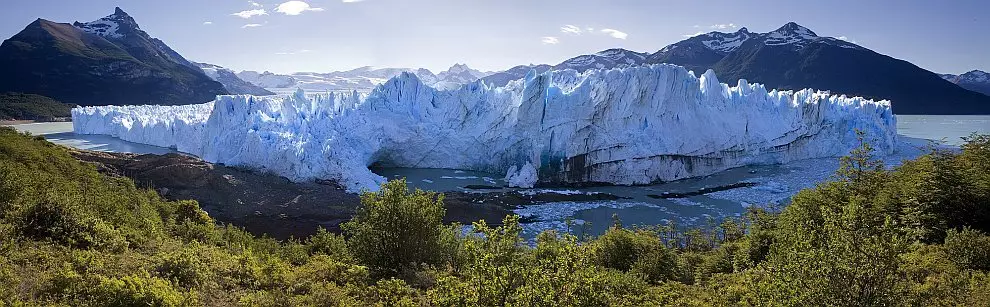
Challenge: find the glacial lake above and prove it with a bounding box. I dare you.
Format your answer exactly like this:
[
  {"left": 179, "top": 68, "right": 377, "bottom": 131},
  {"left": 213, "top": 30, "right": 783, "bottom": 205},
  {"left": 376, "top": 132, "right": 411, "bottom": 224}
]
[{"left": 7, "top": 115, "right": 989, "bottom": 237}]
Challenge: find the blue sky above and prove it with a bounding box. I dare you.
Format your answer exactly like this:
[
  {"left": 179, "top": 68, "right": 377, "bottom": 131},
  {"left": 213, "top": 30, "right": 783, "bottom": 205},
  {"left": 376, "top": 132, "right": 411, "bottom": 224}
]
[{"left": 2, "top": 0, "right": 988, "bottom": 74}]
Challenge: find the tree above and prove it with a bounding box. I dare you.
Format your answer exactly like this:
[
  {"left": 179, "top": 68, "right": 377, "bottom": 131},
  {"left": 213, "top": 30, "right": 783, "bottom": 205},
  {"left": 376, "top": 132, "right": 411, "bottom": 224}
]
[{"left": 342, "top": 179, "right": 458, "bottom": 278}]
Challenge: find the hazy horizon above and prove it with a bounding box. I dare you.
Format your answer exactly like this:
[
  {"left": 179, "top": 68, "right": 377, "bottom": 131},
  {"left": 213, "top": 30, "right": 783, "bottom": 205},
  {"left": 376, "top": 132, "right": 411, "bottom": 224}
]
[{"left": 2, "top": 0, "right": 988, "bottom": 75}]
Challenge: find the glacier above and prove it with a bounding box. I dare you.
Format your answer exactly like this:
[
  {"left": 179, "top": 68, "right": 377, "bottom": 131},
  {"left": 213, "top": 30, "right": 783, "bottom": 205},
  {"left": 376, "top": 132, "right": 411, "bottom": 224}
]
[{"left": 72, "top": 64, "right": 897, "bottom": 192}]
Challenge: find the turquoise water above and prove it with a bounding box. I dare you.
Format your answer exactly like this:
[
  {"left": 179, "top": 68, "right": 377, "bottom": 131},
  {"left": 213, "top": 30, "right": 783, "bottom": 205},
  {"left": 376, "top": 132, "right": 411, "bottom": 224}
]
[{"left": 896, "top": 115, "right": 989, "bottom": 146}]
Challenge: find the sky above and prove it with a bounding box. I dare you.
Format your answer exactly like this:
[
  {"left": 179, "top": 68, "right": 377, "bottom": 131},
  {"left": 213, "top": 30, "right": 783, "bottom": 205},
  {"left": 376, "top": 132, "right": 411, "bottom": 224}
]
[{"left": 1, "top": 0, "right": 988, "bottom": 74}]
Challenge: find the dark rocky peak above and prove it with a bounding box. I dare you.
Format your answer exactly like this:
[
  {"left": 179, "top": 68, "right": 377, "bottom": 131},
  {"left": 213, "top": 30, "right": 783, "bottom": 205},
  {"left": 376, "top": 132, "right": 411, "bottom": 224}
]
[{"left": 72, "top": 7, "right": 142, "bottom": 39}]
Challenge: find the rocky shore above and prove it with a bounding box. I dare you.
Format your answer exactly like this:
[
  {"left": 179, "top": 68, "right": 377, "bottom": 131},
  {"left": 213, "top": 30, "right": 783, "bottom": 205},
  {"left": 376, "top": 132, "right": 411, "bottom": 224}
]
[{"left": 69, "top": 149, "right": 624, "bottom": 239}]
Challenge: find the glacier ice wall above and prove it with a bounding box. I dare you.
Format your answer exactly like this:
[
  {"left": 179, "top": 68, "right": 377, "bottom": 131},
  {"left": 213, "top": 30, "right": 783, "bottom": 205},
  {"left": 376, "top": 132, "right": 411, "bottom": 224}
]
[{"left": 73, "top": 64, "right": 897, "bottom": 192}]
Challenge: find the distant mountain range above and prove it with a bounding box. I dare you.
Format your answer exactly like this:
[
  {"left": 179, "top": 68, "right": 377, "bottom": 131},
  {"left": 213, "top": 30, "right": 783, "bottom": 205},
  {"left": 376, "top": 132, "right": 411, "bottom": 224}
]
[
  {"left": 482, "top": 22, "right": 990, "bottom": 115},
  {"left": 940, "top": 70, "right": 990, "bottom": 96},
  {"left": 0, "top": 8, "right": 227, "bottom": 106},
  {"left": 0, "top": 9, "right": 986, "bottom": 115},
  {"left": 194, "top": 63, "right": 273, "bottom": 96},
  {"left": 236, "top": 64, "right": 493, "bottom": 93}
]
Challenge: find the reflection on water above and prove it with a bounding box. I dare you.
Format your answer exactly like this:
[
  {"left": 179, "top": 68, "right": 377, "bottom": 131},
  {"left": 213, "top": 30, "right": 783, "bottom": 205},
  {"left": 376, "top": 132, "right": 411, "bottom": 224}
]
[
  {"left": 8, "top": 122, "right": 176, "bottom": 155},
  {"left": 42, "top": 132, "right": 177, "bottom": 155}
]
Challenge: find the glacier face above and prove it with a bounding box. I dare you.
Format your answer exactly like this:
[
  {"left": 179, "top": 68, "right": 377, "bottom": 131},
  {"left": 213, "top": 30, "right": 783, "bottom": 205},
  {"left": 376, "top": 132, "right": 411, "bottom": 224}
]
[{"left": 73, "top": 64, "right": 897, "bottom": 192}]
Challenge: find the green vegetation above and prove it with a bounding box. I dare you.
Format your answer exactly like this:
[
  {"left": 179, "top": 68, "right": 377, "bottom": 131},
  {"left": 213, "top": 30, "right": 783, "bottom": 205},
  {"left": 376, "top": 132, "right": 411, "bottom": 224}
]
[
  {"left": 0, "top": 92, "right": 74, "bottom": 120},
  {"left": 1, "top": 126, "right": 988, "bottom": 306}
]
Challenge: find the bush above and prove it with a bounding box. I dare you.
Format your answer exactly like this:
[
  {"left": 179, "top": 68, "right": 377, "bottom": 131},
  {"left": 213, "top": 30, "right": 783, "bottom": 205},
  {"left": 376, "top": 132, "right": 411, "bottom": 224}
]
[
  {"left": 155, "top": 246, "right": 208, "bottom": 287},
  {"left": 588, "top": 226, "right": 683, "bottom": 284},
  {"left": 944, "top": 227, "right": 990, "bottom": 271},
  {"left": 93, "top": 274, "right": 195, "bottom": 307},
  {"left": 307, "top": 227, "right": 352, "bottom": 263},
  {"left": 342, "top": 179, "right": 457, "bottom": 278}
]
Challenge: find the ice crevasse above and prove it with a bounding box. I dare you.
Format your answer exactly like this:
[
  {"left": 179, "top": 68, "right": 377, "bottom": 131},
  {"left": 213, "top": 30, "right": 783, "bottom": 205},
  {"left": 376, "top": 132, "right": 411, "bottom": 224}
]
[{"left": 73, "top": 64, "right": 897, "bottom": 192}]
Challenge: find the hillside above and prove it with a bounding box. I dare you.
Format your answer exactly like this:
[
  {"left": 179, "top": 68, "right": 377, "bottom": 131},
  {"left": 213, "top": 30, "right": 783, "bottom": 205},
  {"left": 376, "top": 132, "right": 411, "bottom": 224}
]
[
  {"left": 0, "top": 8, "right": 226, "bottom": 106},
  {"left": 1, "top": 125, "right": 989, "bottom": 305},
  {"left": 0, "top": 93, "right": 73, "bottom": 120}
]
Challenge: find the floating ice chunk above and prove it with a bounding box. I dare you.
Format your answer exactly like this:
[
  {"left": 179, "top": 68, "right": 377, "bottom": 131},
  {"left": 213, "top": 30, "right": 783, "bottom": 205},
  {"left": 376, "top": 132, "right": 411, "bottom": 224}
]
[{"left": 506, "top": 162, "right": 538, "bottom": 188}]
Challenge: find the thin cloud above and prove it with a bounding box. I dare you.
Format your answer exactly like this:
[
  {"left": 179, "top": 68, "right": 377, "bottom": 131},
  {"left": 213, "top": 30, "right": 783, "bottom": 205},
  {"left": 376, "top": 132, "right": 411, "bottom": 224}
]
[
  {"left": 600, "top": 29, "right": 628, "bottom": 39},
  {"left": 249, "top": 1, "right": 263, "bottom": 7},
  {"left": 682, "top": 31, "right": 704, "bottom": 38},
  {"left": 276, "top": 1, "right": 325, "bottom": 15},
  {"left": 560, "top": 25, "right": 582, "bottom": 35},
  {"left": 203, "top": 21, "right": 213, "bottom": 25},
  {"left": 541, "top": 37, "right": 560, "bottom": 45},
  {"left": 242, "top": 23, "right": 264, "bottom": 28},
  {"left": 232, "top": 9, "right": 267, "bottom": 18},
  {"left": 710, "top": 23, "right": 737, "bottom": 30},
  {"left": 276, "top": 49, "right": 315, "bottom": 55}
]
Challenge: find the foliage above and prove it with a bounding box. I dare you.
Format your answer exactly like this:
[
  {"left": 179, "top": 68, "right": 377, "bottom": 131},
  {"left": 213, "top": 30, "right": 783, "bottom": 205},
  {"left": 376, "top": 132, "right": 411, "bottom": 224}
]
[
  {"left": 1, "top": 126, "right": 989, "bottom": 305},
  {"left": 341, "top": 178, "right": 459, "bottom": 278},
  {"left": 0, "top": 92, "right": 74, "bottom": 120}
]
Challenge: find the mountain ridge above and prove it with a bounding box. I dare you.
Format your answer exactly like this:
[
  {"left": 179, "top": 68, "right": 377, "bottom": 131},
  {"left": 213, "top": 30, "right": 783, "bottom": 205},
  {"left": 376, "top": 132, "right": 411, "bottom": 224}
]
[
  {"left": 0, "top": 7, "right": 227, "bottom": 106},
  {"left": 940, "top": 70, "right": 990, "bottom": 96},
  {"left": 479, "top": 22, "right": 989, "bottom": 114}
]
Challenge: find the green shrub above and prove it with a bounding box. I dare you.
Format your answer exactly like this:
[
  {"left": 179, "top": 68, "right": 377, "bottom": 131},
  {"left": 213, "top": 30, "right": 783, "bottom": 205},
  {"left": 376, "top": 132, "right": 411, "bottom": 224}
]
[
  {"left": 342, "top": 179, "right": 458, "bottom": 278},
  {"left": 307, "top": 227, "right": 352, "bottom": 263},
  {"left": 944, "top": 227, "right": 990, "bottom": 271},
  {"left": 93, "top": 274, "right": 194, "bottom": 307},
  {"left": 155, "top": 246, "right": 208, "bottom": 288}
]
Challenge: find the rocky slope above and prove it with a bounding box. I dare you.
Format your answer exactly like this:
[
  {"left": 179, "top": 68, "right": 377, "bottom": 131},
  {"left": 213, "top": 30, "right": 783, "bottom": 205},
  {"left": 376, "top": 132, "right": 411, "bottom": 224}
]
[
  {"left": 69, "top": 149, "right": 515, "bottom": 239},
  {"left": 940, "top": 70, "right": 990, "bottom": 96},
  {"left": 0, "top": 7, "right": 226, "bottom": 106}
]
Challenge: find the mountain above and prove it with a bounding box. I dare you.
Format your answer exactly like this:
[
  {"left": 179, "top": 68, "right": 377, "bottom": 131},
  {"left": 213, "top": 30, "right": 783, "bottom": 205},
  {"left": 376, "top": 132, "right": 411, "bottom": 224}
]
[
  {"left": 0, "top": 7, "right": 227, "bottom": 106},
  {"left": 0, "top": 93, "right": 74, "bottom": 120},
  {"left": 647, "top": 22, "right": 989, "bottom": 114},
  {"left": 236, "top": 67, "right": 421, "bottom": 92},
  {"left": 481, "top": 64, "right": 552, "bottom": 87},
  {"left": 236, "top": 71, "right": 297, "bottom": 89},
  {"left": 940, "top": 70, "right": 990, "bottom": 96},
  {"left": 236, "top": 65, "right": 490, "bottom": 92},
  {"left": 195, "top": 63, "right": 273, "bottom": 96},
  {"left": 481, "top": 22, "right": 989, "bottom": 114},
  {"left": 436, "top": 64, "right": 490, "bottom": 84},
  {"left": 480, "top": 49, "right": 645, "bottom": 87}
]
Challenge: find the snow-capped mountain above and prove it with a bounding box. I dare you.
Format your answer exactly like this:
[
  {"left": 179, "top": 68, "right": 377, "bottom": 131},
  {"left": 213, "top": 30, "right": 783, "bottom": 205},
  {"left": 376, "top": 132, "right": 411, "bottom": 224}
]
[
  {"left": 481, "top": 22, "right": 988, "bottom": 114},
  {"left": 236, "top": 71, "right": 297, "bottom": 89},
  {"left": 73, "top": 8, "right": 129, "bottom": 38},
  {"left": 237, "top": 67, "right": 422, "bottom": 92},
  {"left": 480, "top": 64, "right": 552, "bottom": 88},
  {"left": 558, "top": 49, "right": 648, "bottom": 71},
  {"left": 645, "top": 22, "right": 863, "bottom": 73},
  {"left": 940, "top": 70, "right": 990, "bottom": 96},
  {"left": 0, "top": 7, "right": 226, "bottom": 106},
  {"left": 195, "top": 63, "right": 273, "bottom": 96},
  {"left": 480, "top": 49, "right": 646, "bottom": 87},
  {"left": 236, "top": 64, "right": 490, "bottom": 92},
  {"left": 436, "top": 64, "right": 490, "bottom": 84}
]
